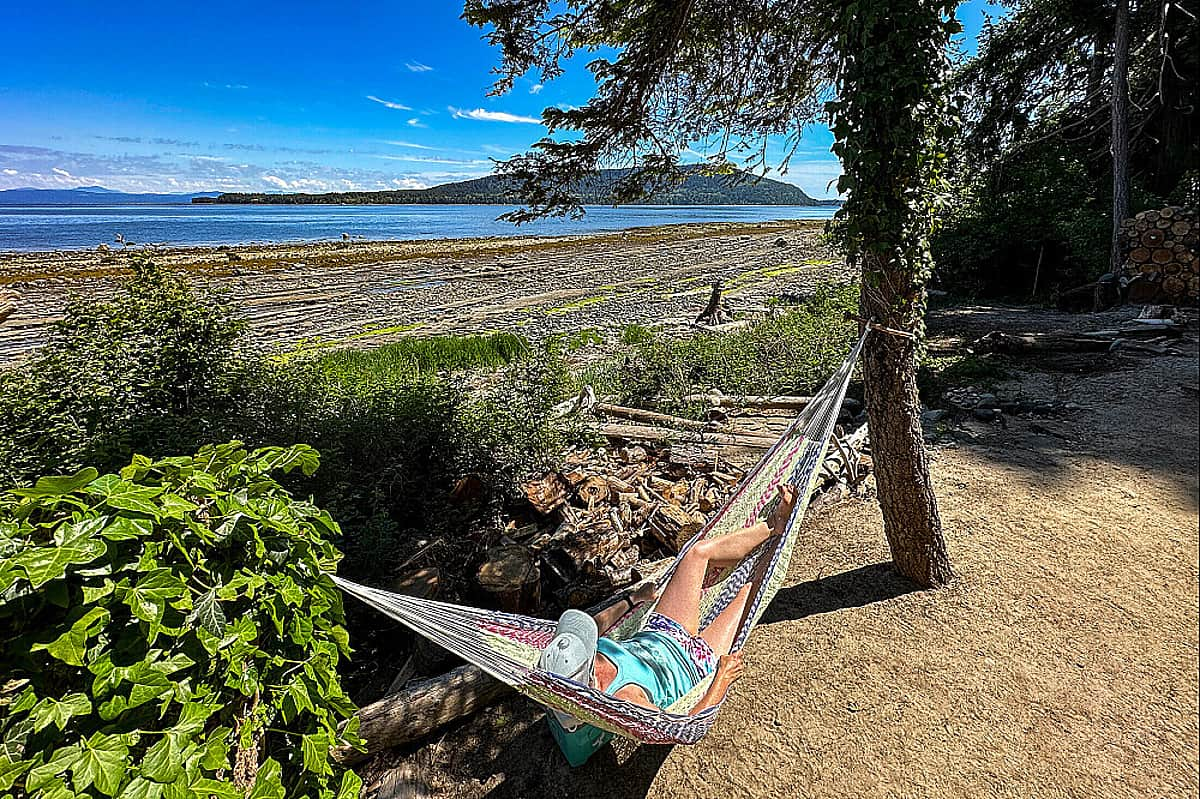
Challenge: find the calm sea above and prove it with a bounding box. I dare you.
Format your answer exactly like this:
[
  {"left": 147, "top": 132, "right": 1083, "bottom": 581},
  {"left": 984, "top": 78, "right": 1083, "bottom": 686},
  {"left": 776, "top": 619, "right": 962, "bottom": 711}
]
[{"left": 0, "top": 203, "right": 838, "bottom": 252}]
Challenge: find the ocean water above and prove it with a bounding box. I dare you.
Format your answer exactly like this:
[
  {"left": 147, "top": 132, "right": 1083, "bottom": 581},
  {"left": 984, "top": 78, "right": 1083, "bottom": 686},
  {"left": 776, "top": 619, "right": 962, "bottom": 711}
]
[{"left": 0, "top": 203, "right": 838, "bottom": 252}]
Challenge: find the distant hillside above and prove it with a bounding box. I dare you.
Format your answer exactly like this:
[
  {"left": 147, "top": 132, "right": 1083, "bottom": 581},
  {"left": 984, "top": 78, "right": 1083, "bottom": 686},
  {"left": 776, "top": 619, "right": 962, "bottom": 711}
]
[
  {"left": 196, "top": 169, "right": 837, "bottom": 206},
  {"left": 0, "top": 186, "right": 221, "bottom": 205}
]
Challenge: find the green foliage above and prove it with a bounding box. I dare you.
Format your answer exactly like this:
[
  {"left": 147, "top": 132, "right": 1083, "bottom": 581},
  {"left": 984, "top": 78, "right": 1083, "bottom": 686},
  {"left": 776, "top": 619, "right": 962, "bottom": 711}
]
[
  {"left": 0, "top": 259, "right": 245, "bottom": 485},
  {"left": 313, "top": 332, "right": 528, "bottom": 378},
  {"left": 584, "top": 285, "right": 859, "bottom": 413},
  {"left": 236, "top": 346, "right": 571, "bottom": 579},
  {"left": 826, "top": 0, "right": 960, "bottom": 332},
  {"left": 0, "top": 443, "right": 362, "bottom": 799}
]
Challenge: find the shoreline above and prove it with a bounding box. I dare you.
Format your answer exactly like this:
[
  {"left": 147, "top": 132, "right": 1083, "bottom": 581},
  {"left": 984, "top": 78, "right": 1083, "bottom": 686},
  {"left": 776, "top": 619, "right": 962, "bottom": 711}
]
[{"left": 0, "top": 219, "right": 852, "bottom": 363}]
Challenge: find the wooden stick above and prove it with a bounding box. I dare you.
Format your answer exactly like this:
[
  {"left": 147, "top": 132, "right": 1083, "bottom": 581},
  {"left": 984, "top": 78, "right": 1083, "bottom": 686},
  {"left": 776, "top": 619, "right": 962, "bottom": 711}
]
[
  {"left": 682, "top": 393, "right": 813, "bottom": 409},
  {"left": 590, "top": 421, "right": 777, "bottom": 448},
  {"left": 593, "top": 402, "right": 709, "bottom": 430}
]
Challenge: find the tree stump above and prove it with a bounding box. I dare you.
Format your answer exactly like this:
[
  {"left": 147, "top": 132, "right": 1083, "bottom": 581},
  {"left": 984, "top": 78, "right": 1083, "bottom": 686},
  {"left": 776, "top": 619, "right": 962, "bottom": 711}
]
[{"left": 476, "top": 545, "right": 541, "bottom": 613}]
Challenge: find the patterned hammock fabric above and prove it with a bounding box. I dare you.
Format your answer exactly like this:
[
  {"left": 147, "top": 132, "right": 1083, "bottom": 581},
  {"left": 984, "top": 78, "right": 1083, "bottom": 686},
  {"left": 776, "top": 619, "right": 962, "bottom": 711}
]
[{"left": 333, "top": 329, "right": 868, "bottom": 745}]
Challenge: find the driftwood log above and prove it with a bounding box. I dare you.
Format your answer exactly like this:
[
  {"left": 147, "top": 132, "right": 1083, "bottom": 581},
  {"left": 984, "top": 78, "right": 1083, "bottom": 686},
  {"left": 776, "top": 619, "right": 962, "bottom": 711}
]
[
  {"left": 591, "top": 421, "right": 777, "bottom": 448},
  {"left": 683, "top": 393, "right": 813, "bottom": 410},
  {"left": 593, "top": 401, "right": 710, "bottom": 430}
]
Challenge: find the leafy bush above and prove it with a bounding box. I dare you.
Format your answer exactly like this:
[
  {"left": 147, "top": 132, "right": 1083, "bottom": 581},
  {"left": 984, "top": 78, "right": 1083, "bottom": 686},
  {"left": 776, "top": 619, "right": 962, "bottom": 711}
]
[
  {"left": 585, "top": 284, "right": 860, "bottom": 412},
  {"left": 235, "top": 347, "right": 572, "bottom": 579},
  {"left": 0, "top": 260, "right": 245, "bottom": 485},
  {"left": 0, "top": 443, "right": 362, "bottom": 799}
]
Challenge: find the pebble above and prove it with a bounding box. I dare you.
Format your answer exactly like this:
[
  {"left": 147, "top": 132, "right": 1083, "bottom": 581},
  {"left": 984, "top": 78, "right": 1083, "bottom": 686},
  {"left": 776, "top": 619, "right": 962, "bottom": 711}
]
[
  {"left": 922, "top": 409, "right": 950, "bottom": 423},
  {"left": 976, "top": 393, "right": 998, "bottom": 408},
  {"left": 973, "top": 407, "right": 998, "bottom": 422}
]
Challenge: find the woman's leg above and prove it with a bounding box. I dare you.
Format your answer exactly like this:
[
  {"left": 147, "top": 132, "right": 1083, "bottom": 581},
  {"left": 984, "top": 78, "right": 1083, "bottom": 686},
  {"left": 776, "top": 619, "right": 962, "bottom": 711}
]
[
  {"left": 654, "top": 485, "right": 798, "bottom": 636},
  {"left": 653, "top": 524, "right": 774, "bottom": 635},
  {"left": 698, "top": 583, "right": 753, "bottom": 655}
]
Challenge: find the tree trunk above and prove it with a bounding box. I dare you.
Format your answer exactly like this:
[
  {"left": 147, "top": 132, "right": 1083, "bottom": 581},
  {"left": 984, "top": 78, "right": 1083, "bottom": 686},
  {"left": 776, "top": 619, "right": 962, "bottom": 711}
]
[
  {"left": 860, "top": 266, "right": 954, "bottom": 587},
  {"left": 1110, "top": 0, "right": 1131, "bottom": 273}
]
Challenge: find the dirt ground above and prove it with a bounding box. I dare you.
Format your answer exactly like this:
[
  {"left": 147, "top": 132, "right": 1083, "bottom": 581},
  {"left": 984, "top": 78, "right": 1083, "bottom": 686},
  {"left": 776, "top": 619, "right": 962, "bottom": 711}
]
[{"left": 359, "top": 304, "right": 1199, "bottom": 799}]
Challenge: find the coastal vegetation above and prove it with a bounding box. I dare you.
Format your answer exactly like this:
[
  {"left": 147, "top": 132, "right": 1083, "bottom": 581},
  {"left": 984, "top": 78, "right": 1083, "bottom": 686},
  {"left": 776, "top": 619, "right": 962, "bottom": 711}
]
[{"left": 195, "top": 168, "right": 831, "bottom": 207}]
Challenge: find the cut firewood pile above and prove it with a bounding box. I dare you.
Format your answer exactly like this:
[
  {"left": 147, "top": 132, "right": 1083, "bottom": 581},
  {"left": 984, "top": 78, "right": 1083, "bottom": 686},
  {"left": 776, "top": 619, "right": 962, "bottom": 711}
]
[{"left": 1119, "top": 206, "right": 1199, "bottom": 305}]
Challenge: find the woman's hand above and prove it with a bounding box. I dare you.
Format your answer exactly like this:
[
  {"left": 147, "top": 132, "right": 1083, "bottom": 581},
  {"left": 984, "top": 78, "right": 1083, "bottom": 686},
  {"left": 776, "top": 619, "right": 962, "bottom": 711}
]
[
  {"left": 631, "top": 581, "right": 659, "bottom": 606},
  {"left": 713, "top": 652, "right": 745, "bottom": 689}
]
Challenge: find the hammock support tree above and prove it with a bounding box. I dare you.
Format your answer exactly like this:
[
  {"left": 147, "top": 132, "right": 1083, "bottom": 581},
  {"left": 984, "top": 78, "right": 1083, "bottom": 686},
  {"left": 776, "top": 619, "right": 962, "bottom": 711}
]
[{"left": 333, "top": 330, "right": 867, "bottom": 746}]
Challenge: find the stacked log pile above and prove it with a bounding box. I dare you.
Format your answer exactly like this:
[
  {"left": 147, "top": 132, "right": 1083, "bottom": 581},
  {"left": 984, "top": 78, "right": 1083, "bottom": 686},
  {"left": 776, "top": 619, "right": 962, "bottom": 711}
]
[{"left": 1120, "top": 206, "right": 1199, "bottom": 304}]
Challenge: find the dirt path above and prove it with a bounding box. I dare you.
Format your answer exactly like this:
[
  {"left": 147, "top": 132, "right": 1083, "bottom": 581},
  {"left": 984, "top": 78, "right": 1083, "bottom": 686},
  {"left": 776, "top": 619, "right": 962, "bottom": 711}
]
[
  {"left": 0, "top": 220, "right": 846, "bottom": 362},
  {"left": 359, "top": 305, "right": 1199, "bottom": 799}
]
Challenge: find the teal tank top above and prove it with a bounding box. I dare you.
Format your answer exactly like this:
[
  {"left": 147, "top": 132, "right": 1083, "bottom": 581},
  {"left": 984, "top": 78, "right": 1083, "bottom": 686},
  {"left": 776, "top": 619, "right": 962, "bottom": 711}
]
[
  {"left": 596, "top": 630, "right": 702, "bottom": 708},
  {"left": 546, "top": 630, "right": 703, "bottom": 767}
]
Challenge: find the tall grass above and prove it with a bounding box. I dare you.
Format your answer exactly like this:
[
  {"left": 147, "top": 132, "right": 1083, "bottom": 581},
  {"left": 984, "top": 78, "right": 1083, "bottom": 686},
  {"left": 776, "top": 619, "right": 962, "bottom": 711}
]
[{"left": 315, "top": 332, "right": 529, "bottom": 379}]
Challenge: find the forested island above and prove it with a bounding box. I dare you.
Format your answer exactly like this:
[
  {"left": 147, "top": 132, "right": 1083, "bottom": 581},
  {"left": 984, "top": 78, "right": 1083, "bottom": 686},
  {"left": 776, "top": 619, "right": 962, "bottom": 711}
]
[{"left": 194, "top": 168, "right": 837, "bottom": 206}]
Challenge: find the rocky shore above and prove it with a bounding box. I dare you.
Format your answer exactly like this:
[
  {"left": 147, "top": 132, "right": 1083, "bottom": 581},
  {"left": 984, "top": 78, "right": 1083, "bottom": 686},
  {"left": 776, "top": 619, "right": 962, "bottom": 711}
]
[{"left": 0, "top": 220, "right": 851, "bottom": 362}]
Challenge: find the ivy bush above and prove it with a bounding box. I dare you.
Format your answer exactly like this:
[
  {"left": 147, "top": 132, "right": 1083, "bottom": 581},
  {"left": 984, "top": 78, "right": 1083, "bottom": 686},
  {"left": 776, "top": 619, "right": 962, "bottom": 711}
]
[{"left": 0, "top": 443, "right": 363, "bottom": 799}]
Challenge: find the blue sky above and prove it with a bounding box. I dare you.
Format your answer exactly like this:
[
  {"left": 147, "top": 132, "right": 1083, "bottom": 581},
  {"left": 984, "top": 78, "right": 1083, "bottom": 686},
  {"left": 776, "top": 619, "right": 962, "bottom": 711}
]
[{"left": 0, "top": 1, "right": 1001, "bottom": 198}]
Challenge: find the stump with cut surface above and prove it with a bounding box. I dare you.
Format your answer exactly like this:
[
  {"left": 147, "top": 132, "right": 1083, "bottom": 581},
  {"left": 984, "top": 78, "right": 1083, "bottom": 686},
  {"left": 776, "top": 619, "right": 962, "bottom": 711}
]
[{"left": 477, "top": 545, "right": 541, "bottom": 614}]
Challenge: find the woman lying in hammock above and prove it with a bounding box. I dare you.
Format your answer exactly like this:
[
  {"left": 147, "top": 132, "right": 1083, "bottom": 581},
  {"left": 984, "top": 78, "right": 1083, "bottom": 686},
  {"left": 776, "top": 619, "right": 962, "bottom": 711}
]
[{"left": 539, "top": 484, "right": 798, "bottom": 749}]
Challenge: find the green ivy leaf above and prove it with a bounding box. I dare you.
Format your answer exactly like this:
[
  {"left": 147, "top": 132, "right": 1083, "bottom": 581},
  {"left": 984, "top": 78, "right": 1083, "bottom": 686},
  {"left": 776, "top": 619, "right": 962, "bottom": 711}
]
[
  {"left": 10, "top": 468, "right": 99, "bottom": 498},
  {"left": 29, "top": 693, "right": 92, "bottom": 733},
  {"left": 187, "top": 778, "right": 241, "bottom": 799},
  {"left": 335, "top": 769, "right": 362, "bottom": 799},
  {"left": 86, "top": 475, "right": 164, "bottom": 517},
  {"left": 33, "top": 607, "right": 110, "bottom": 667},
  {"left": 70, "top": 733, "right": 128, "bottom": 796},
  {"left": 117, "top": 776, "right": 165, "bottom": 799},
  {"left": 0, "top": 757, "right": 31, "bottom": 792},
  {"left": 300, "top": 733, "right": 331, "bottom": 776},
  {"left": 25, "top": 746, "right": 81, "bottom": 792},
  {"left": 14, "top": 534, "right": 106, "bottom": 588},
  {"left": 140, "top": 736, "right": 181, "bottom": 783},
  {"left": 247, "top": 758, "right": 284, "bottom": 799},
  {"left": 186, "top": 589, "right": 226, "bottom": 638}
]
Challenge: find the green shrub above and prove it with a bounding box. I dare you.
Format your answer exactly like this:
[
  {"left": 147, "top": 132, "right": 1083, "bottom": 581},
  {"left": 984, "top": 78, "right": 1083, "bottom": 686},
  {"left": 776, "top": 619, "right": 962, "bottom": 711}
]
[
  {"left": 0, "top": 260, "right": 245, "bottom": 485},
  {"left": 592, "top": 284, "right": 860, "bottom": 412},
  {"left": 0, "top": 443, "right": 362, "bottom": 799}
]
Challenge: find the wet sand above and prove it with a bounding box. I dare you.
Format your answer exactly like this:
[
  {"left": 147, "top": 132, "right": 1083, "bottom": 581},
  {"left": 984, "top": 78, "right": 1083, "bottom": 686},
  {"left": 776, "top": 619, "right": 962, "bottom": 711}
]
[{"left": 0, "top": 220, "right": 851, "bottom": 361}]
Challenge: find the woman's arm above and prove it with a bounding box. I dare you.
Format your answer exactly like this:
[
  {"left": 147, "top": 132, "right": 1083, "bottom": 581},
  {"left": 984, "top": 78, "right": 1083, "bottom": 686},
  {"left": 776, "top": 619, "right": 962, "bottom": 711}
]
[
  {"left": 688, "top": 653, "right": 745, "bottom": 715},
  {"left": 589, "top": 581, "right": 658, "bottom": 633}
]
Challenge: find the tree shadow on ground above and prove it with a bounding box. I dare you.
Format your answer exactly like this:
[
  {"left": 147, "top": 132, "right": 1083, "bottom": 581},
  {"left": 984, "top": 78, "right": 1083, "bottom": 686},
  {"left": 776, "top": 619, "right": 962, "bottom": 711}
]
[{"left": 760, "top": 562, "right": 919, "bottom": 625}]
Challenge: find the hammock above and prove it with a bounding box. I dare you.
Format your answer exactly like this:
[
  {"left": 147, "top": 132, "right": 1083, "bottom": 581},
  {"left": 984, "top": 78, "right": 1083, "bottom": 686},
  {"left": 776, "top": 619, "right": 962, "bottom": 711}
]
[{"left": 333, "top": 329, "right": 867, "bottom": 745}]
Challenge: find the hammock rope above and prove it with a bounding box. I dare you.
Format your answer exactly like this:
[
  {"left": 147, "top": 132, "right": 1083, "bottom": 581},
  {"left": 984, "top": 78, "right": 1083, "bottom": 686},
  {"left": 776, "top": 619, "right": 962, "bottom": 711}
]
[{"left": 332, "top": 329, "right": 868, "bottom": 745}]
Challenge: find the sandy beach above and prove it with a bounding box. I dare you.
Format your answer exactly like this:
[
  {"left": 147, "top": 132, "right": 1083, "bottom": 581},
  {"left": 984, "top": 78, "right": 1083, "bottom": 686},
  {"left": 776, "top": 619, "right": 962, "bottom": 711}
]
[{"left": 0, "top": 220, "right": 850, "bottom": 362}]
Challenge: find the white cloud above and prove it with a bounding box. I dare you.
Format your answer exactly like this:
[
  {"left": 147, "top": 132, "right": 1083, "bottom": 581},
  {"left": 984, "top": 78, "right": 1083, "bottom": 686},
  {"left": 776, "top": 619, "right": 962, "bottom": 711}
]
[
  {"left": 52, "top": 167, "right": 73, "bottom": 177},
  {"left": 529, "top": 83, "right": 544, "bottom": 95},
  {"left": 367, "top": 95, "right": 412, "bottom": 111},
  {"left": 405, "top": 61, "right": 433, "bottom": 72},
  {"left": 384, "top": 140, "right": 434, "bottom": 150},
  {"left": 451, "top": 107, "right": 542, "bottom": 125},
  {"left": 406, "top": 118, "right": 427, "bottom": 128},
  {"left": 375, "top": 155, "right": 490, "bottom": 166},
  {"left": 392, "top": 177, "right": 428, "bottom": 189},
  {"left": 261, "top": 174, "right": 290, "bottom": 189},
  {"left": 2, "top": 169, "right": 17, "bottom": 175}
]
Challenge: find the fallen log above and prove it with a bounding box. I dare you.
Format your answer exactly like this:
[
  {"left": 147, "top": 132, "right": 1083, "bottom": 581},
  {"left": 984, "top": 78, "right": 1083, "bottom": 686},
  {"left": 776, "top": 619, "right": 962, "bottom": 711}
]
[
  {"left": 682, "top": 393, "right": 813, "bottom": 410},
  {"left": 593, "top": 401, "right": 709, "bottom": 430},
  {"left": 591, "top": 421, "right": 777, "bottom": 449},
  {"left": 331, "top": 663, "right": 509, "bottom": 765}
]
